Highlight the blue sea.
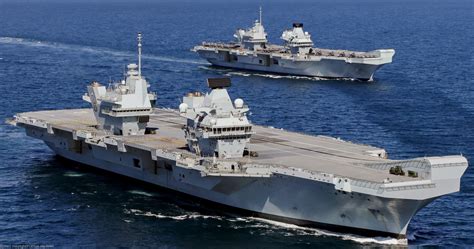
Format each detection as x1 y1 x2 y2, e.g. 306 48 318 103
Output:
0 0 472 248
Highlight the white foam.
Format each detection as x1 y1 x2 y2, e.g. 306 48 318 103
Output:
128 190 154 197
140 212 188 220
249 217 407 245
223 69 327 81
199 65 363 82
227 71 357 82
228 217 251 222
187 214 224 220
122 208 406 245
63 172 84 177
0 36 205 65
125 209 223 221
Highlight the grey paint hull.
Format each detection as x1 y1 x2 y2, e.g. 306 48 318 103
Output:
194 49 395 80
44 139 425 238
208 59 381 80
12 109 466 239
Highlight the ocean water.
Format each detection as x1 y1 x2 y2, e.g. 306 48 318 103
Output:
0 0 472 248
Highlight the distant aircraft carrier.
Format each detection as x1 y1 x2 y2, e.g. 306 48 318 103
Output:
8 34 467 239
192 8 395 81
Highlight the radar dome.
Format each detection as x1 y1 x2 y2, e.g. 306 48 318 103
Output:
127 63 138 70
234 98 244 108
179 103 188 113
210 118 217 125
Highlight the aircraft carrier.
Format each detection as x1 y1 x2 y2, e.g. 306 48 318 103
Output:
192 8 395 81
8 34 467 239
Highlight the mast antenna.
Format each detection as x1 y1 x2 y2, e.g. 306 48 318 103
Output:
122 65 126 80
259 6 262 25
137 32 142 77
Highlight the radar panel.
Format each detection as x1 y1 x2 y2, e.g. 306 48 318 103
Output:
207 78 231 89
293 23 303 28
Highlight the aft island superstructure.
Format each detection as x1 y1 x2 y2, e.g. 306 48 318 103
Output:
9 34 467 239
192 8 395 80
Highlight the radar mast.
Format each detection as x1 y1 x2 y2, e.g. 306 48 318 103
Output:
137 32 142 78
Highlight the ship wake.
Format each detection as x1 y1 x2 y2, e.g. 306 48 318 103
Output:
247 217 408 245
127 190 155 197
124 208 225 221
0 36 205 65
124 207 407 245
199 66 369 82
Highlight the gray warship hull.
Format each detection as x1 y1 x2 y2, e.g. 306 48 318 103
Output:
193 46 395 80
10 108 467 239
44 144 433 238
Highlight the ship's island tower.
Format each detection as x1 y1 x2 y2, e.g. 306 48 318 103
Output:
234 7 268 51
83 33 156 136
281 23 314 55
179 78 254 159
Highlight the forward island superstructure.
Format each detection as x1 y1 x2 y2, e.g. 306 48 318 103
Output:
192 8 395 80
9 34 467 239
